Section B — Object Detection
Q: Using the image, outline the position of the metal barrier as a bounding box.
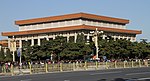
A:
[0,65,2,73]
[0,60,149,76]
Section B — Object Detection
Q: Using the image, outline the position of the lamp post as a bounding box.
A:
[91,28,103,60]
[10,36,16,62]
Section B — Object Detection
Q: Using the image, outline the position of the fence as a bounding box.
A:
[0,60,149,76]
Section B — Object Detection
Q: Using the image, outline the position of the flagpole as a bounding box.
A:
[17,48,22,68]
[12,36,16,62]
[20,48,22,67]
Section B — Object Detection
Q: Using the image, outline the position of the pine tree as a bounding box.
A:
[4,49,13,62]
[0,48,5,62]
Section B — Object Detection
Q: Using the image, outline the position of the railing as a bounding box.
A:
[0,60,149,76]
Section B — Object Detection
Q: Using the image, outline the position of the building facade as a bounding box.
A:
[0,40,9,54]
[0,40,8,48]
[2,12,142,50]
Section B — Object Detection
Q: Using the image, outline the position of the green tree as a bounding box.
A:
[21,33,150,62]
[146,42,150,58]
[22,43,34,61]
[60,42,81,60]
[98,39,110,58]
[99,39,131,59]
[40,39,52,60]
[76,33,85,43]
[69,36,74,43]
[0,48,5,62]
[136,42,150,59]
[116,39,130,59]
[4,49,13,62]
[60,33,92,60]
[79,43,92,60]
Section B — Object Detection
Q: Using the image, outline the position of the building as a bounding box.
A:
[0,40,8,48]
[0,40,9,53]
[1,12,142,50]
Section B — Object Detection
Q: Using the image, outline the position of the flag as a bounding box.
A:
[17,48,21,57]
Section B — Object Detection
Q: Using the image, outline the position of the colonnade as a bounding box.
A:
[8,32,136,51]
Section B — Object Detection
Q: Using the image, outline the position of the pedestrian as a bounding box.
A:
[5,63,9,72]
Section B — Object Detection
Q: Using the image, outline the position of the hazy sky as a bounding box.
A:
[0,0,149,42]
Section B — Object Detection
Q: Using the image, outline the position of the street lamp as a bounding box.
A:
[10,36,16,62]
[90,28,103,60]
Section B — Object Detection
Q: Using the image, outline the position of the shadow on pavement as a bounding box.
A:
[97,78,150,81]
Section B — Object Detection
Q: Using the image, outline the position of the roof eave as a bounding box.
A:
[1,25,142,37]
[15,12,129,25]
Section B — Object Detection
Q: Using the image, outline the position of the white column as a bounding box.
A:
[8,38,11,49]
[67,33,70,42]
[53,35,55,40]
[38,37,41,46]
[102,35,106,39]
[25,37,28,41]
[74,32,77,43]
[122,36,125,39]
[46,37,49,41]
[19,39,22,48]
[126,36,129,40]
[4,48,7,53]
[118,36,121,39]
[113,36,116,41]
[134,37,136,42]
[31,38,34,46]
[46,35,49,41]
[87,33,90,43]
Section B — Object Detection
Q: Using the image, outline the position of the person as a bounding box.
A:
[5,63,9,72]
[48,61,51,64]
